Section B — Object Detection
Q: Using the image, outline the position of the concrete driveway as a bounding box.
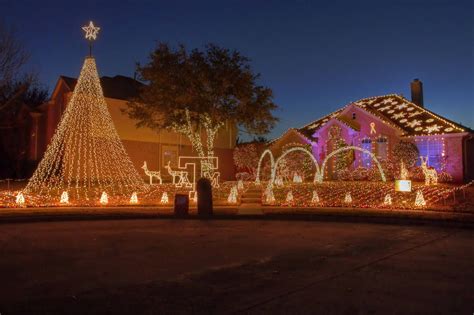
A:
[0,219,472,314]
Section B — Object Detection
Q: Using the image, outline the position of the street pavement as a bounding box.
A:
[0,219,472,314]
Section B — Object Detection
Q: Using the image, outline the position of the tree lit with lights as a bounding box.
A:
[24,22,145,203]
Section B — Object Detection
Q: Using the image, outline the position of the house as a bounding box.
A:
[28,75,237,181]
[269,80,474,182]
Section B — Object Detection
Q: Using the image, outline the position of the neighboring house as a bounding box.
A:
[0,104,39,178]
[269,80,474,182]
[28,75,237,181]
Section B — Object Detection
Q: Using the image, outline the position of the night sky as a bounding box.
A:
[4,0,473,139]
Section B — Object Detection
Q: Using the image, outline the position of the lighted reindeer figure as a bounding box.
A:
[420,156,438,185]
[165,161,192,188]
[141,161,162,185]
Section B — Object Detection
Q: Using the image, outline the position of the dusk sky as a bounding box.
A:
[5,0,473,139]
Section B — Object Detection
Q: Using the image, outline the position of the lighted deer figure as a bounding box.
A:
[141,161,162,185]
[420,156,438,185]
[165,161,192,188]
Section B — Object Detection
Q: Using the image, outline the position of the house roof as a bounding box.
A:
[297,94,470,139]
[59,75,144,101]
[297,108,345,139]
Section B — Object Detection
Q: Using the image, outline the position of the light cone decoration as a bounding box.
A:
[24,57,145,202]
[16,192,25,206]
[344,192,352,204]
[286,191,294,204]
[60,191,69,204]
[274,176,284,187]
[311,190,320,204]
[265,184,275,204]
[100,191,108,205]
[227,186,238,204]
[415,190,426,207]
[130,192,138,204]
[293,172,302,183]
[160,192,169,204]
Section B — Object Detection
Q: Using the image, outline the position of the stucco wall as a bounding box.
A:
[271,105,470,182]
[122,140,235,182]
[106,98,236,150]
[443,135,464,182]
[312,105,403,168]
[36,83,237,181]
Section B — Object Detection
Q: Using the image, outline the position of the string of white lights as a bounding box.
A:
[24,57,146,203]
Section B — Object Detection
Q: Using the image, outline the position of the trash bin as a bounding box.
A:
[197,177,213,217]
[174,194,189,216]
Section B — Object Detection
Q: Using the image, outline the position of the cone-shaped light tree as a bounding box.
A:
[25,22,145,202]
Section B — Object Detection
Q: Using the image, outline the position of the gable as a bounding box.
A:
[298,108,345,140]
[269,128,311,154]
[339,104,404,138]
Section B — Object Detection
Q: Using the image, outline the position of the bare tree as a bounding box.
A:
[0,21,31,112]
[0,21,48,178]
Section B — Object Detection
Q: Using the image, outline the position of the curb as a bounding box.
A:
[0,206,472,228]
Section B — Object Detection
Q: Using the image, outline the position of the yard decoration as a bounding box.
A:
[264,184,275,204]
[420,156,438,185]
[100,192,108,205]
[142,161,162,185]
[16,192,25,206]
[311,190,320,204]
[227,186,238,204]
[60,191,69,204]
[344,192,352,204]
[24,22,145,202]
[130,192,138,204]
[415,190,426,207]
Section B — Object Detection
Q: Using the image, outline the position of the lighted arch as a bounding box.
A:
[255,149,275,184]
[272,147,321,183]
[317,146,386,183]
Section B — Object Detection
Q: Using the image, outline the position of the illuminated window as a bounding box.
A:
[361,138,372,167]
[162,145,178,167]
[376,136,388,160]
[416,139,443,171]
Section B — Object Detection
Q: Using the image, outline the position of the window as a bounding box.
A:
[352,112,356,120]
[416,139,444,171]
[162,145,178,167]
[376,136,388,160]
[361,138,372,167]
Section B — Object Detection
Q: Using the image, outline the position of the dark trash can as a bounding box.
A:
[174,194,189,216]
[197,177,213,217]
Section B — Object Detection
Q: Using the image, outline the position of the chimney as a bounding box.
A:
[410,78,424,107]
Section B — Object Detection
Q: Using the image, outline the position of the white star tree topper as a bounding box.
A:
[82,21,100,41]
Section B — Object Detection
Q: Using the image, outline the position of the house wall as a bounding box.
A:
[313,120,357,163]
[340,106,402,165]
[271,105,471,182]
[464,135,474,182]
[123,140,235,182]
[34,83,237,181]
[444,136,464,182]
[105,98,237,150]
[313,106,402,169]
[269,130,309,157]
